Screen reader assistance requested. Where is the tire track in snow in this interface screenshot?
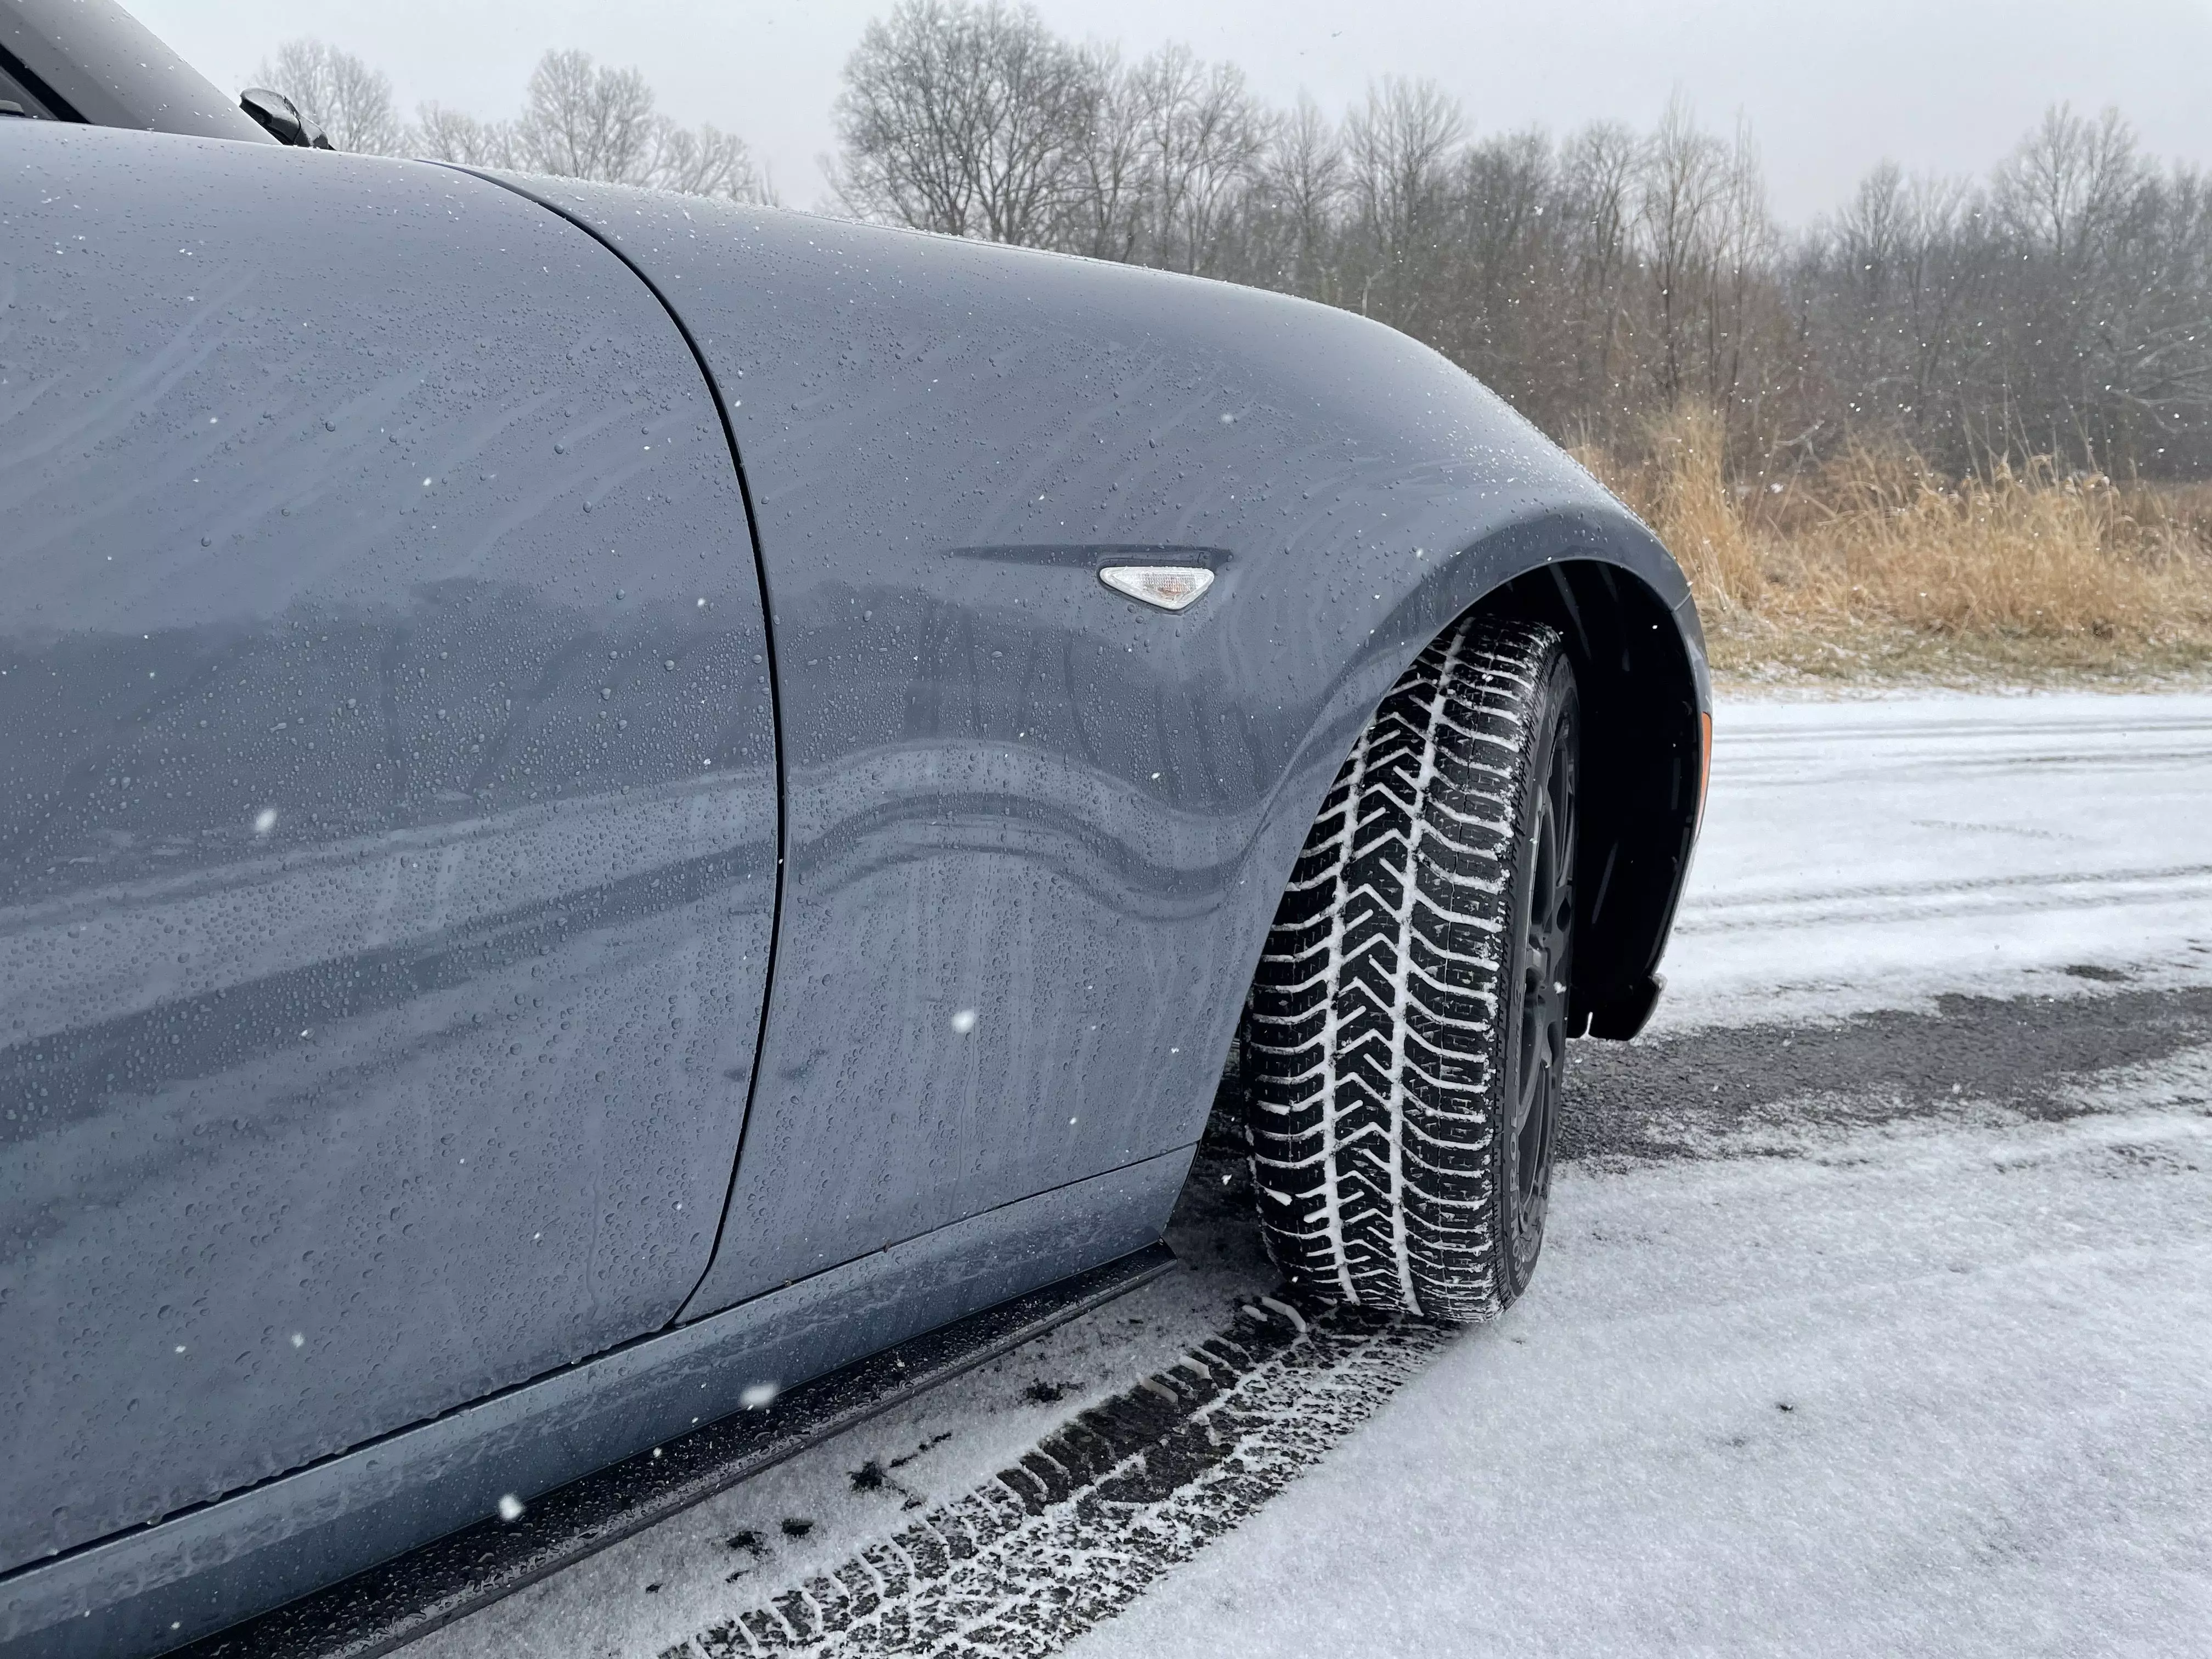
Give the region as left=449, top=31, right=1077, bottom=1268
left=1669, top=861, right=2212, bottom=934
left=652, top=1299, right=1451, bottom=1659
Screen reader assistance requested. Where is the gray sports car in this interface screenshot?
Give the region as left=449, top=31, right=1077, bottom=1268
left=0, top=2, right=1708, bottom=1653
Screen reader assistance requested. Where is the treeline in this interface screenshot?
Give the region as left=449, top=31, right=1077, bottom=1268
left=252, top=38, right=771, bottom=202
left=260, top=4, right=2212, bottom=478
left=833, top=3, right=2212, bottom=478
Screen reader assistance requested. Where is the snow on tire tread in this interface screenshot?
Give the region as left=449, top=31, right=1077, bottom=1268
left=1245, top=616, right=1559, bottom=1322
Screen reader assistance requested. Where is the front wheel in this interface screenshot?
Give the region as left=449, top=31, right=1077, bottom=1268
left=1245, top=614, right=1579, bottom=1322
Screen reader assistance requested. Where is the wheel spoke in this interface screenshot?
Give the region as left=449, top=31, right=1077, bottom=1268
left=1510, top=708, right=1576, bottom=1263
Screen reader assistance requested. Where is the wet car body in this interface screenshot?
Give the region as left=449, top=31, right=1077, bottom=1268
left=0, top=6, right=1708, bottom=1653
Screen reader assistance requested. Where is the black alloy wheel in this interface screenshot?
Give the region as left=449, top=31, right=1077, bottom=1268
left=1508, top=687, right=1576, bottom=1284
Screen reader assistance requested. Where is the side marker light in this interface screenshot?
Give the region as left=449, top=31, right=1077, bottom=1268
left=1099, top=566, right=1215, bottom=612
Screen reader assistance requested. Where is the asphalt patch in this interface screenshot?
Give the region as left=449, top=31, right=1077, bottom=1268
left=1560, top=985, right=2212, bottom=1163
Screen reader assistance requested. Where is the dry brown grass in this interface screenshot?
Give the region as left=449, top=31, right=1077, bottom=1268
left=1576, top=408, right=2212, bottom=687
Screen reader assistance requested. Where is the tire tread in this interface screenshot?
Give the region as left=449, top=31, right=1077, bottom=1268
left=1245, top=615, right=1564, bottom=1321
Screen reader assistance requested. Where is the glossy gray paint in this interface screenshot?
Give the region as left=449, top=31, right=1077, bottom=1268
left=2, top=1152, right=1184, bottom=1658
left=477, top=177, right=1709, bottom=1319
left=0, top=126, right=777, bottom=1571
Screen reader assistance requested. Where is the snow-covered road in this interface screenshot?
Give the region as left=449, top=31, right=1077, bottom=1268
left=402, top=692, right=2212, bottom=1659
left=1076, top=1071, right=2212, bottom=1659
left=1662, top=691, right=2212, bottom=1027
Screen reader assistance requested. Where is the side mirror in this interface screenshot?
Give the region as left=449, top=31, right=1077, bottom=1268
left=239, top=88, right=332, bottom=150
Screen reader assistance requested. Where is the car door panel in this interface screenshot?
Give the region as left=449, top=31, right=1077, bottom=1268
left=0, top=126, right=776, bottom=1569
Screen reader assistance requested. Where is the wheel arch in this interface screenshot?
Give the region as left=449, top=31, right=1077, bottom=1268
left=1239, top=522, right=1708, bottom=1057
left=1207, top=530, right=1706, bottom=1188
left=1468, top=558, right=1706, bottom=1039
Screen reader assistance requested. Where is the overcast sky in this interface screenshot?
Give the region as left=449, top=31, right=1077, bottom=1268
left=133, top=0, right=2212, bottom=225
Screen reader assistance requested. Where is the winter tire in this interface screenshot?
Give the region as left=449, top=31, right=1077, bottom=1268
left=1246, top=614, right=1580, bottom=1322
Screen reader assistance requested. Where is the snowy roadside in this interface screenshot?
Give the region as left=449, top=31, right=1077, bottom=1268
left=1070, top=1070, right=2212, bottom=1659
left=1658, top=691, right=2212, bottom=1029
left=398, top=690, right=2212, bottom=1659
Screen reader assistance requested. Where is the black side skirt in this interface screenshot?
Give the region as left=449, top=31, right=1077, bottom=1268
left=176, top=1244, right=1178, bottom=1659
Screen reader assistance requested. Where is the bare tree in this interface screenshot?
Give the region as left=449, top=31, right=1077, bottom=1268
left=253, top=38, right=403, bottom=155
left=1263, top=94, right=1346, bottom=295
left=833, top=0, right=1097, bottom=244
left=1706, top=120, right=1782, bottom=447
left=409, top=50, right=767, bottom=201
left=1341, top=78, right=1464, bottom=331
left=257, top=11, right=2212, bottom=477
left=410, top=105, right=517, bottom=168
left=1793, top=104, right=2212, bottom=472
left=1346, top=78, right=1463, bottom=248
left=1993, top=105, right=2149, bottom=268
left=1119, top=46, right=1267, bottom=274
left=517, top=50, right=658, bottom=182
left=1557, top=121, right=1640, bottom=420
left=1807, top=162, right=1987, bottom=443
left=1988, top=107, right=2202, bottom=465
left=1440, top=129, right=1555, bottom=400
left=648, top=122, right=768, bottom=200
left=1062, top=43, right=1150, bottom=261
left=1635, top=98, right=1729, bottom=411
